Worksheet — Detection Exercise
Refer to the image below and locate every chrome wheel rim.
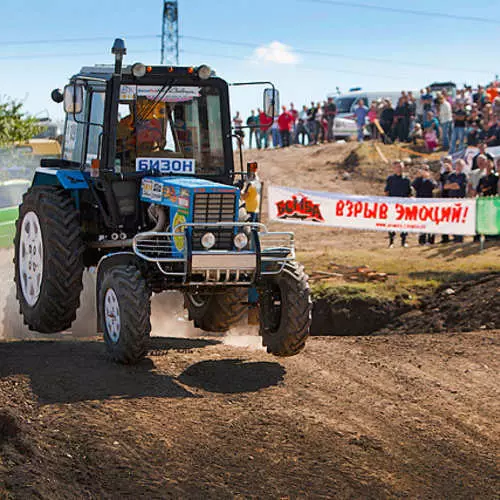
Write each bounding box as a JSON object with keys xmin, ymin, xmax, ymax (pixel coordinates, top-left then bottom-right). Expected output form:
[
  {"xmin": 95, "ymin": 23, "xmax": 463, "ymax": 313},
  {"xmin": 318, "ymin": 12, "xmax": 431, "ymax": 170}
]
[
  {"xmin": 104, "ymin": 288, "xmax": 121, "ymax": 343},
  {"xmin": 19, "ymin": 211, "xmax": 44, "ymax": 307}
]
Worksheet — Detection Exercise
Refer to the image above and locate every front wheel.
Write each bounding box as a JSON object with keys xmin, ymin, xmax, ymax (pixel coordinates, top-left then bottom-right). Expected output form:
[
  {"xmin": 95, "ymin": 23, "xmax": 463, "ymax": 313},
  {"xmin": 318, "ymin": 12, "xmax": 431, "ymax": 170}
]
[
  {"xmin": 259, "ymin": 262, "xmax": 312, "ymax": 356},
  {"xmin": 14, "ymin": 186, "xmax": 84, "ymax": 333},
  {"xmin": 99, "ymin": 265, "xmax": 151, "ymax": 364}
]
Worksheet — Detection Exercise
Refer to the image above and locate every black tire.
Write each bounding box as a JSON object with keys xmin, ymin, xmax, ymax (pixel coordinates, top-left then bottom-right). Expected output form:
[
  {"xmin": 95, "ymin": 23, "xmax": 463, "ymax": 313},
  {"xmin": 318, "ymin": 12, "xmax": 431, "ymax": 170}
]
[
  {"xmin": 14, "ymin": 186, "xmax": 84, "ymax": 333},
  {"xmin": 259, "ymin": 261, "xmax": 311, "ymax": 356},
  {"xmin": 186, "ymin": 288, "xmax": 247, "ymax": 333},
  {"xmin": 99, "ymin": 265, "xmax": 151, "ymax": 364}
]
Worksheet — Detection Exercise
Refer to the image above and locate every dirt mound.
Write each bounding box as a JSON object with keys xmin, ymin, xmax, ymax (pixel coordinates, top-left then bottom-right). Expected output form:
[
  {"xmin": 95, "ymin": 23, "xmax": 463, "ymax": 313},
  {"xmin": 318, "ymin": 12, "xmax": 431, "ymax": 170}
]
[
  {"xmin": 380, "ymin": 273, "xmax": 500, "ymax": 335},
  {"xmin": 311, "ymin": 295, "xmax": 409, "ymax": 336}
]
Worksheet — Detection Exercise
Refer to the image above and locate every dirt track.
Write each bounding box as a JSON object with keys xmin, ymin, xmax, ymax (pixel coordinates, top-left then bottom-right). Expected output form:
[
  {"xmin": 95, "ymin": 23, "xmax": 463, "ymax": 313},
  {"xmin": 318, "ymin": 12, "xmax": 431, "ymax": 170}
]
[{"xmin": 1, "ymin": 332, "xmax": 498, "ymax": 498}]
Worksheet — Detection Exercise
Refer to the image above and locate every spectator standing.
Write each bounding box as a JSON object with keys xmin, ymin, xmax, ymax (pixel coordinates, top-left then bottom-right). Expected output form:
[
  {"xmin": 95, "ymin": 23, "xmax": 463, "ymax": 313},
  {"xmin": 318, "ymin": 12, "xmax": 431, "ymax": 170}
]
[
  {"xmin": 412, "ymin": 165, "xmax": 437, "ymax": 245},
  {"xmin": 471, "ymin": 142, "xmax": 494, "ymax": 170},
  {"xmin": 241, "ymin": 162, "xmax": 262, "ymax": 222},
  {"xmin": 485, "ymin": 117, "xmax": 500, "ymax": 147},
  {"xmin": 417, "ymin": 89, "xmax": 425, "ymax": 124},
  {"xmin": 422, "ymin": 86, "xmax": 433, "ymax": 117},
  {"xmin": 295, "ymin": 105, "xmax": 310, "ymax": 145},
  {"xmin": 315, "ymin": 102, "xmax": 325, "ymax": 143},
  {"xmin": 384, "ymin": 160, "xmax": 412, "ymax": 247},
  {"xmin": 380, "ymin": 99, "xmax": 394, "ymax": 141},
  {"xmin": 246, "ymin": 110, "xmax": 260, "ymax": 149},
  {"xmin": 445, "ymin": 159, "xmax": 468, "ymax": 242},
  {"xmin": 368, "ymin": 101, "xmax": 378, "ymax": 140},
  {"xmin": 469, "ymin": 154, "xmax": 488, "ymax": 196},
  {"xmin": 325, "ymin": 97, "xmax": 337, "ymax": 142},
  {"xmin": 354, "ymin": 99, "xmax": 368, "ymax": 142},
  {"xmin": 439, "ymin": 159, "xmax": 454, "ymax": 243},
  {"xmin": 258, "ymin": 110, "xmax": 272, "ymax": 149},
  {"xmin": 449, "ymin": 100, "xmax": 467, "ymax": 153},
  {"xmin": 423, "ymin": 111, "xmax": 439, "ymax": 152},
  {"xmin": 408, "ymin": 91, "xmax": 417, "ymax": 137},
  {"xmin": 477, "ymin": 158, "xmax": 499, "ymax": 196},
  {"xmin": 307, "ymin": 101, "xmax": 318, "ymax": 144},
  {"xmin": 271, "ymin": 115, "xmax": 282, "ymax": 148},
  {"xmin": 233, "ymin": 111, "xmax": 244, "ymax": 146},
  {"xmin": 394, "ymin": 96, "xmax": 410, "ymax": 142},
  {"xmin": 278, "ymin": 106, "xmax": 293, "ymax": 148},
  {"xmin": 289, "ymin": 103, "xmax": 299, "ymax": 139},
  {"xmin": 438, "ymin": 95, "xmax": 453, "ymax": 150}
]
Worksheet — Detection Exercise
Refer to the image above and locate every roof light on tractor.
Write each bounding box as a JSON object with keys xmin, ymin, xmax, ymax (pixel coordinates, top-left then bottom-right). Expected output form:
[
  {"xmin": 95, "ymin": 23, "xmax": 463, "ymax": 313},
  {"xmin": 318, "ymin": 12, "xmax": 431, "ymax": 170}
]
[
  {"xmin": 197, "ymin": 64, "xmax": 212, "ymax": 80},
  {"xmin": 131, "ymin": 62, "xmax": 147, "ymax": 78}
]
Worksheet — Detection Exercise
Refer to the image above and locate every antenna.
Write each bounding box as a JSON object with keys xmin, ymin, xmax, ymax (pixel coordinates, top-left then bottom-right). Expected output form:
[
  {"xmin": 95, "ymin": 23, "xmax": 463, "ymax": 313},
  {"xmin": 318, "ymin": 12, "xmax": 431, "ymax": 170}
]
[{"xmin": 161, "ymin": 1, "xmax": 179, "ymax": 65}]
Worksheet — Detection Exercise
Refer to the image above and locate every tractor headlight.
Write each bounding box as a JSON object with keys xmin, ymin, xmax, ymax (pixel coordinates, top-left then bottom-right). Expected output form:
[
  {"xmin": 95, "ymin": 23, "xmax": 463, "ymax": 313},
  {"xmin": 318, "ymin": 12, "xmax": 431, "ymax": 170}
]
[
  {"xmin": 234, "ymin": 232, "xmax": 248, "ymax": 250},
  {"xmin": 197, "ymin": 64, "xmax": 212, "ymax": 80},
  {"xmin": 132, "ymin": 62, "xmax": 147, "ymax": 78},
  {"xmin": 201, "ymin": 232, "xmax": 216, "ymax": 249}
]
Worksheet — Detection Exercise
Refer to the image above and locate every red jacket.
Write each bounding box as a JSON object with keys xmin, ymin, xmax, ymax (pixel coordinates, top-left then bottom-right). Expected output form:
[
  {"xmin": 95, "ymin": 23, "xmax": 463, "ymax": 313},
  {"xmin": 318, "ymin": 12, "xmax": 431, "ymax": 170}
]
[
  {"xmin": 259, "ymin": 112, "xmax": 272, "ymax": 132},
  {"xmin": 278, "ymin": 112, "xmax": 294, "ymax": 132}
]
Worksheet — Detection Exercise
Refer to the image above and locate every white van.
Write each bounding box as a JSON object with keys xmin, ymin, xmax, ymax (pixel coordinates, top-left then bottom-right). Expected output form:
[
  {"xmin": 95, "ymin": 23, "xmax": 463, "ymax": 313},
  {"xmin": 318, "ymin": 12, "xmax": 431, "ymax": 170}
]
[{"xmin": 330, "ymin": 90, "xmax": 413, "ymax": 138}]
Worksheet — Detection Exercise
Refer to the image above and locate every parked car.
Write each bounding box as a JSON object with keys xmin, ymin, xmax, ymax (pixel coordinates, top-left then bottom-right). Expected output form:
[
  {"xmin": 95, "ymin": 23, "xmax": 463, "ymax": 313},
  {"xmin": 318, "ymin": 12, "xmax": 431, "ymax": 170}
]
[{"xmin": 330, "ymin": 90, "xmax": 407, "ymax": 139}]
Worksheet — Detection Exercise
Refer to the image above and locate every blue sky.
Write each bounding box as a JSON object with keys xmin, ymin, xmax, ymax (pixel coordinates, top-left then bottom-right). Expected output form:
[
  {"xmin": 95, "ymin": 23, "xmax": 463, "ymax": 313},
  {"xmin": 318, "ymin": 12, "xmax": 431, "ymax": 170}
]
[{"xmin": 1, "ymin": 0, "xmax": 500, "ymax": 124}]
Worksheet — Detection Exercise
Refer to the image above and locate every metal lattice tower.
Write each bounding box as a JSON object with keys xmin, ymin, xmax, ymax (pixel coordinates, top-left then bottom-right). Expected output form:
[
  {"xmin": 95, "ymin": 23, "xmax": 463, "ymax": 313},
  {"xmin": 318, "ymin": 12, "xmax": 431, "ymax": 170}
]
[{"xmin": 161, "ymin": 1, "xmax": 179, "ymax": 65}]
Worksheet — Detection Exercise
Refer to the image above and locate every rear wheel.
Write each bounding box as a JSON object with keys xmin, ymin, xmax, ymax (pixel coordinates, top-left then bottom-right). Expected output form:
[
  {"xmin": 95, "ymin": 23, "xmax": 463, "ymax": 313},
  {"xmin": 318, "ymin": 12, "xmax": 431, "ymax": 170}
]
[
  {"xmin": 259, "ymin": 261, "xmax": 311, "ymax": 356},
  {"xmin": 14, "ymin": 186, "xmax": 84, "ymax": 333},
  {"xmin": 99, "ymin": 265, "xmax": 151, "ymax": 364},
  {"xmin": 185, "ymin": 288, "xmax": 247, "ymax": 332}
]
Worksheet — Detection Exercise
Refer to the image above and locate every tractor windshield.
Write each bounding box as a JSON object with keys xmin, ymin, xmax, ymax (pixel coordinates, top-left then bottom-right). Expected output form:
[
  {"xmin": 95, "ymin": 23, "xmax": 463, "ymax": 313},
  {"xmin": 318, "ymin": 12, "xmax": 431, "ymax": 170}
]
[{"xmin": 116, "ymin": 84, "xmax": 225, "ymax": 176}]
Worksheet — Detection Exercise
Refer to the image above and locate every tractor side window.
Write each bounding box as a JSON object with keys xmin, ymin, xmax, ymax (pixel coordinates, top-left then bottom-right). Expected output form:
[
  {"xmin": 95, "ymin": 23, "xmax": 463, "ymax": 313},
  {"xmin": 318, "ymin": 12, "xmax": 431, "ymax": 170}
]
[
  {"xmin": 86, "ymin": 92, "xmax": 105, "ymax": 165},
  {"xmin": 63, "ymin": 90, "xmax": 88, "ymax": 164}
]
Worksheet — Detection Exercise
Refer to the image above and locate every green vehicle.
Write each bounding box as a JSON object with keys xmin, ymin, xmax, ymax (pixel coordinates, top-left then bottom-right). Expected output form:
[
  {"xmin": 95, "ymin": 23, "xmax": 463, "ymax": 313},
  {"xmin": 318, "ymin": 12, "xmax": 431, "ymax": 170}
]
[{"xmin": 0, "ymin": 180, "xmax": 30, "ymax": 247}]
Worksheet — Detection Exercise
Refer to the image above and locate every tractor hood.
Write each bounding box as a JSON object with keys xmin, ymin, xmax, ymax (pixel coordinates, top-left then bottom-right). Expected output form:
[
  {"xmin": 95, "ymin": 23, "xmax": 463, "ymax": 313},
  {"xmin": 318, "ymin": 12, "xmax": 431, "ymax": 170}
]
[{"xmin": 140, "ymin": 176, "xmax": 238, "ymax": 212}]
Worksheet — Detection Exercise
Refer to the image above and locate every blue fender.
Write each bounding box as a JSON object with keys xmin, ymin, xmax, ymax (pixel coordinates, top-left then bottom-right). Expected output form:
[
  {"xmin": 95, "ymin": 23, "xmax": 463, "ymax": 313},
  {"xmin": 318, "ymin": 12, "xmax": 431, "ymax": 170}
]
[{"xmin": 33, "ymin": 167, "xmax": 89, "ymax": 190}]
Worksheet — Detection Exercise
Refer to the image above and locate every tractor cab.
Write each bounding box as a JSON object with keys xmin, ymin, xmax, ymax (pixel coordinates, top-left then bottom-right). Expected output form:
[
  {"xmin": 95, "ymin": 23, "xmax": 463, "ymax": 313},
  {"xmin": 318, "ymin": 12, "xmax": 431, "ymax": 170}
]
[{"xmin": 58, "ymin": 61, "xmax": 233, "ymax": 184}]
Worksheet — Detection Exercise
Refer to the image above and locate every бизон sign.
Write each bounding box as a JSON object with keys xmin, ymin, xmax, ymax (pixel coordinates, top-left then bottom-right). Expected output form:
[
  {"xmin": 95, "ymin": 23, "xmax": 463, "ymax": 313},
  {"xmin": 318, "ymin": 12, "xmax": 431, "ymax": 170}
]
[{"xmin": 268, "ymin": 185, "xmax": 477, "ymax": 236}]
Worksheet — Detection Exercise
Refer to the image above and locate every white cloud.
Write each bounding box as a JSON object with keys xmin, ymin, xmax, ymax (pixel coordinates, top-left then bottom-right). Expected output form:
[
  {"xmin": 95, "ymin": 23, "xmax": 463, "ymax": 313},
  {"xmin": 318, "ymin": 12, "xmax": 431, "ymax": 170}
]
[{"xmin": 252, "ymin": 41, "xmax": 300, "ymax": 65}]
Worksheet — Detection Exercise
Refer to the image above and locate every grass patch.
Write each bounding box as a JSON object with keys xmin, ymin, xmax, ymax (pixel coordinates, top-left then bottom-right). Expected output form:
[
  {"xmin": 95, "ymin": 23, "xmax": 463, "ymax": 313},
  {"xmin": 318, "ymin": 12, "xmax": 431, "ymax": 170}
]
[{"xmin": 301, "ymin": 242, "xmax": 500, "ymax": 303}]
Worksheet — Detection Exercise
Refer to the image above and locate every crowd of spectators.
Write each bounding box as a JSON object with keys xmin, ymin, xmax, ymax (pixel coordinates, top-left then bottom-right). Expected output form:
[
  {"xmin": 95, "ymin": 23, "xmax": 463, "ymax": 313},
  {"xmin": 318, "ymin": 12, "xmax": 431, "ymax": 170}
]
[
  {"xmin": 233, "ymin": 82, "xmax": 500, "ymax": 155},
  {"xmin": 233, "ymin": 98, "xmax": 338, "ymax": 149},
  {"xmin": 384, "ymin": 155, "xmax": 499, "ymax": 247},
  {"xmin": 377, "ymin": 84, "xmax": 500, "ymax": 154}
]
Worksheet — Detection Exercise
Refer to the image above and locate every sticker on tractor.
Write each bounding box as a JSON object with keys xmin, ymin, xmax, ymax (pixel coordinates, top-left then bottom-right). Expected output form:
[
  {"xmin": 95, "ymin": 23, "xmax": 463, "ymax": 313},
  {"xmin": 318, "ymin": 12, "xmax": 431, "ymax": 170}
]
[
  {"xmin": 172, "ymin": 212, "xmax": 187, "ymax": 252},
  {"xmin": 150, "ymin": 181, "xmax": 163, "ymax": 202},
  {"xmin": 136, "ymin": 158, "xmax": 196, "ymax": 174},
  {"xmin": 142, "ymin": 179, "xmax": 153, "ymax": 197},
  {"xmin": 120, "ymin": 85, "xmax": 201, "ymax": 103}
]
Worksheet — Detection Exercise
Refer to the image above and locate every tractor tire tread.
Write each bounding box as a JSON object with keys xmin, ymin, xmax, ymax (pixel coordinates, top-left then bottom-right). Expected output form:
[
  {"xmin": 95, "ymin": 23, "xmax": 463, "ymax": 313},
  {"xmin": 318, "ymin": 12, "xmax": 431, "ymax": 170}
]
[
  {"xmin": 14, "ymin": 186, "xmax": 85, "ymax": 333},
  {"xmin": 100, "ymin": 265, "xmax": 151, "ymax": 364}
]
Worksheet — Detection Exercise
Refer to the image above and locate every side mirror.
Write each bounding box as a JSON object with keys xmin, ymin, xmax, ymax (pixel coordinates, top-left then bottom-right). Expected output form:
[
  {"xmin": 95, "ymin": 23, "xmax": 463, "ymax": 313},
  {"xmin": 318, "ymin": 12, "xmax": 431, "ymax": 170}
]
[
  {"xmin": 51, "ymin": 88, "xmax": 64, "ymax": 104},
  {"xmin": 263, "ymin": 88, "xmax": 280, "ymax": 117},
  {"xmin": 63, "ymin": 83, "xmax": 84, "ymax": 114}
]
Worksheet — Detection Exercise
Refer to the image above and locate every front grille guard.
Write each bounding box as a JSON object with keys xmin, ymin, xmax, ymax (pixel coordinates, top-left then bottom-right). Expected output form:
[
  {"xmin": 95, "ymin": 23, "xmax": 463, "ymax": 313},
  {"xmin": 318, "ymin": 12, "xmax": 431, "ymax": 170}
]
[{"xmin": 132, "ymin": 222, "xmax": 295, "ymax": 284}]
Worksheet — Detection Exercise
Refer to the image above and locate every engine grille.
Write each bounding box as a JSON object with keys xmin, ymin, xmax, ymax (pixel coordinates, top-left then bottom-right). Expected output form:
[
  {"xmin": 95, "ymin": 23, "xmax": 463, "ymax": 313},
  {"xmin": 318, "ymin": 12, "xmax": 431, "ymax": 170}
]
[{"xmin": 192, "ymin": 192, "xmax": 236, "ymax": 250}]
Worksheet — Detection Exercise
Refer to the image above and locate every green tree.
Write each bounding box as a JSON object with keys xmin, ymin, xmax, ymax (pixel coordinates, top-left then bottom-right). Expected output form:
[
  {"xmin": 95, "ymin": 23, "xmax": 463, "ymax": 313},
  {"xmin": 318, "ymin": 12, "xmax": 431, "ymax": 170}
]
[{"xmin": 0, "ymin": 98, "xmax": 41, "ymax": 147}]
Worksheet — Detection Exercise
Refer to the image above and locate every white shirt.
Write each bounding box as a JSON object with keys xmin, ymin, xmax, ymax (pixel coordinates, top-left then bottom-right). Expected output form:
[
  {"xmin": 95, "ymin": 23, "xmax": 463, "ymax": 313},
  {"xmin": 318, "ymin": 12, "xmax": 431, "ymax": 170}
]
[{"xmin": 439, "ymin": 100, "xmax": 452, "ymax": 123}]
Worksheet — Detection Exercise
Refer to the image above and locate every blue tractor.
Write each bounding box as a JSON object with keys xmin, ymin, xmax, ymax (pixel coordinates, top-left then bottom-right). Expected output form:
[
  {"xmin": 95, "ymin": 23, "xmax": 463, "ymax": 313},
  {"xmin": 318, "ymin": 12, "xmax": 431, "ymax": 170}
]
[{"xmin": 13, "ymin": 39, "xmax": 311, "ymax": 364}]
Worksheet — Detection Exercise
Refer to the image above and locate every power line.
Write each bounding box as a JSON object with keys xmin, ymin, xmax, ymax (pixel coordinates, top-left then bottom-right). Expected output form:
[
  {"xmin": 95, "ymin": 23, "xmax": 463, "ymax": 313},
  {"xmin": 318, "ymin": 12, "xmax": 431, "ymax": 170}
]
[
  {"xmin": 0, "ymin": 34, "xmax": 159, "ymax": 46},
  {"xmin": 181, "ymin": 35, "xmax": 492, "ymax": 75},
  {"xmin": 0, "ymin": 33, "xmax": 494, "ymax": 76},
  {"xmin": 300, "ymin": 0, "xmax": 500, "ymax": 24}
]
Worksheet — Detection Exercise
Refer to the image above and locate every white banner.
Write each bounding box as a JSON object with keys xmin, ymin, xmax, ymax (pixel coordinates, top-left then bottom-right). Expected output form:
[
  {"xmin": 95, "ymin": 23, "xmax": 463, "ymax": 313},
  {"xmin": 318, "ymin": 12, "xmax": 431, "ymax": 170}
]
[{"xmin": 268, "ymin": 185, "xmax": 477, "ymax": 235}]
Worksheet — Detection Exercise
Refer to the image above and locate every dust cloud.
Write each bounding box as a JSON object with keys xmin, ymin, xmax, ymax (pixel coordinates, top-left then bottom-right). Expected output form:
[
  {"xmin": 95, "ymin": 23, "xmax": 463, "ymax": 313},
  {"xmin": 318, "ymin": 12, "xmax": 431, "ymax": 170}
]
[{"xmin": 0, "ymin": 247, "xmax": 262, "ymax": 350}]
